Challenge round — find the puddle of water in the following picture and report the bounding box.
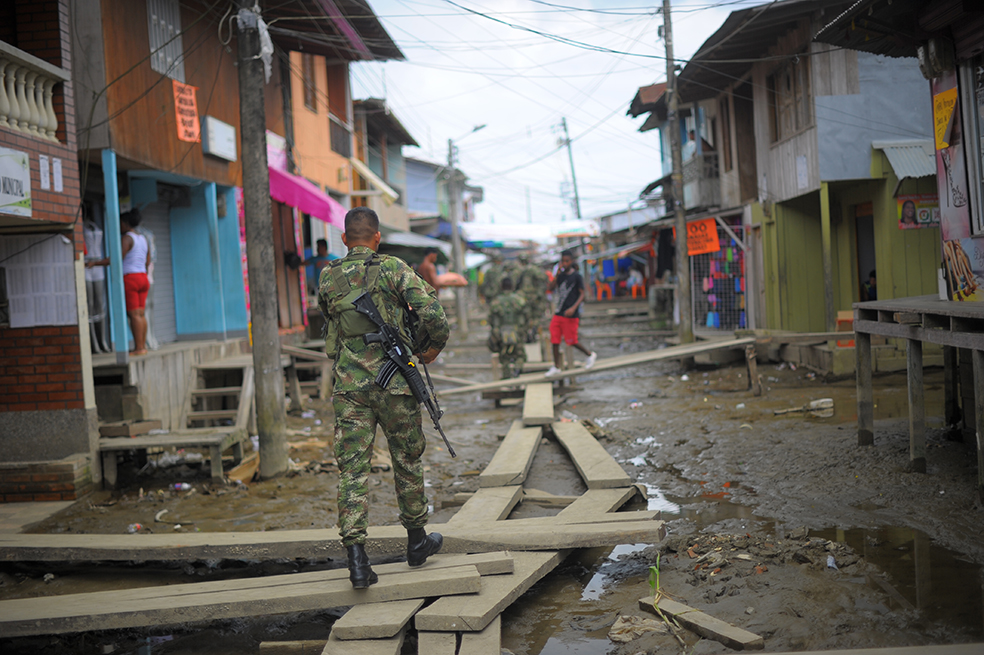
[811,525,983,639]
[580,543,649,601]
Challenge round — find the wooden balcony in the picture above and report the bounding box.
[682,152,720,210]
[0,41,70,143]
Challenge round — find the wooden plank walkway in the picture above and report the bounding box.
[551,421,632,489]
[446,486,523,524]
[639,596,763,650]
[441,337,756,395]
[522,383,554,426]
[479,420,542,487]
[323,628,405,655]
[0,565,483,637]
[331,599,424,640]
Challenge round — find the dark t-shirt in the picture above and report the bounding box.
[553,268,584,317]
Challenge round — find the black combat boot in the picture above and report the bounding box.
[407,527,443,567]
[346,544,378,589]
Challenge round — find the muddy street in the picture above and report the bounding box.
[2,328,983,654]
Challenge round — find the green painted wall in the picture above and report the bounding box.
[768,191,826,332]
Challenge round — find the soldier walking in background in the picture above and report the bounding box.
[488,277,530,378]
[318,207,449,589]
[515,253,549,342]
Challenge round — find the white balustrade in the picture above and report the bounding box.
[0,41,70,143]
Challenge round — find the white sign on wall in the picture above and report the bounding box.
[0,146,31,217]
[201,115,237,162]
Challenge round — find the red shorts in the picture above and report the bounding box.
[549,315,580,345]
[124,273,150,311]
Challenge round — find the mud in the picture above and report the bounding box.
[2,325,984,654]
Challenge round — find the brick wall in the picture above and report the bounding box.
[0,454,92,502]
[0,325,84,412]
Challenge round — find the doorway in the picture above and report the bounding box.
[855,202,876,301]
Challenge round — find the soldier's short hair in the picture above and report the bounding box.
[501,277,514,291]
[345,207,379,241]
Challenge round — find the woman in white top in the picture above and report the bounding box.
[87,209,151,354]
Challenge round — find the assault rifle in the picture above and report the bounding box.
[352,291,456,458]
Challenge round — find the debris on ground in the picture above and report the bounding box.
[608,614,668,642]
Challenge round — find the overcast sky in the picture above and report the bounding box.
[349,0,761,236]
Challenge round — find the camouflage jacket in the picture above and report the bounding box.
[318,246,449,395]
[516,264,548,307]
[489,291,529,344]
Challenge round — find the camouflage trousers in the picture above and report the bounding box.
[498,342,527,379]
[333,388,428,546]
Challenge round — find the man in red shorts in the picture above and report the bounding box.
[545,249,596,377]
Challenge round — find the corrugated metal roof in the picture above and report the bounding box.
[872,140,935,179]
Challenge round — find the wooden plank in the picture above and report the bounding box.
[551,421,631,489]
[286,359,304,413]
[98,429,245,452]
[0,521,665,562]
[416,630,456,654]
[524,343,543,362]
[459,614,501,654]
[894,312,922,325]
[522,383,554,426]
[236,366,255,429]
[907,339,926,473]
[324,628,405,655]
[98,420,162,437]
[427,372,476,386]
[856,330,874,446]
[415,551,567,632]
[0,566,482,637]
[227,452,259,484]
[448,486,523,524]
[451,489,579,508]
[479,420,542,488]
[854,319,984,350]
[555,488,639,520]
[944,346,959,426]
[187,410,238,420]
[259,640,326,654]
[441,338,756,396]
[331,599,424,640]
[190,386,243,397]
[638,596,764,650]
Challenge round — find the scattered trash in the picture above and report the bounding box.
[776,363,787,370]
[314,419,322,426]
[173,524,182,530]
[681,374,690,381]
[774,398,834,418]
[629,400,642,409]
[827,555,838,570]
[126,523,142,534]
[170,482,192,492]
[745,607,755,615]
[806,372,817,380]
[735,403,746,409]
[301,410,316,419]
[474,419,490,425]
[154,509,169,523]
[739,424,753,429]
[43,573,55,583]
[789,363,797,371]
[608,615,668,643]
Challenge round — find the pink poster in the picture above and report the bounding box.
[236,187,251,323]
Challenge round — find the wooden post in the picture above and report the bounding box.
[973,349,984,503]
[819,182,835,332]
[490,353,502,381]
[943,346,959,428]
[907,339,926,473]
[319,359,333,400]
[286,358,304,412]
[856,329,874,446]
[745,344,762,396]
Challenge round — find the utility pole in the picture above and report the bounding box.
[447,139,468,333]
[663,0,694,344]
[560,117,582,220]
[236,3,288,478]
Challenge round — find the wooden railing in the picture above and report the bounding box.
[0,41,70,143]
[682,152,721,209]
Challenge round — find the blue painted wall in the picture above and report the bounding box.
[816,53,932,181]
[169,185,247,337]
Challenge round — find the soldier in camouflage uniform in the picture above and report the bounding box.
[488,277,530,378]
[480,255,505,304]
[318,207,449,589]
[515,253,549,342]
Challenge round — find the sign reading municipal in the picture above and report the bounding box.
[0,147,31,218]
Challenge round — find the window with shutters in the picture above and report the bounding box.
[147,0,186,82]
[767,55,812,143]
[302,53,317,112]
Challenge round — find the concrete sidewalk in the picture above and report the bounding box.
[0,501,74,534]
